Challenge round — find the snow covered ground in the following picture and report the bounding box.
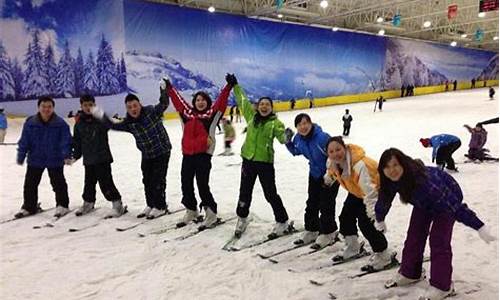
[0,88,498,300]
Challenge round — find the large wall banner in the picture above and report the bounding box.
[0,0,498,115]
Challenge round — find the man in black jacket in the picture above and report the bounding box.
[342,109,353,136]
[73,95,127,218]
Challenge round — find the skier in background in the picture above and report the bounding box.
[376,148,495,300]
[489,87,495,99]
[222,118,236,156]
[463,123,498,162]
[0,107,7,143]
[453,80,457,91]
[342,109,353,136]
[419,134,461,171]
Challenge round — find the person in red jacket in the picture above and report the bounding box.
[166,74,235,229]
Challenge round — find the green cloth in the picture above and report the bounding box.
[234,85,286,163]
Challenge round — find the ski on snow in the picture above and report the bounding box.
[165,216,238,242]
[115,207,184,232]
[137,214,203,237]
[1,203,55,225]
[32,208,76,229]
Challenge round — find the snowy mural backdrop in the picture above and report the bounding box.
[0,0,498,115]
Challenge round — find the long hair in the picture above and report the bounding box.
[325,136,346,152]
[378,148,427,204]
[191,91,212,111]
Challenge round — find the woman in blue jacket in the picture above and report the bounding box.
[16,96,73,218]
[286,113,340,249]
[375,148,495,300]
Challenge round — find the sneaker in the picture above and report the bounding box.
[419,283,455,300]
[176,209,200,227]
[367,248,394,270]
[311,231,338,249]
[385,270,426,288]
[75,201,95,216]
[200,207,218,228]
[268,221,290,239]
[294,231,318,245]
[342,235,361,259]
[234,217,250,238]
[146,208,166,219]
[14,208,31,219]
[54,206,70,218]
[105,200,127,218]
[137,206,152,218]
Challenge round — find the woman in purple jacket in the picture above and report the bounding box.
[374,148,495,300]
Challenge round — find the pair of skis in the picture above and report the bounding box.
[167,216,238,242]
[0,203,55,225]
[115,207,185,232]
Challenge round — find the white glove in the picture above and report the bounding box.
[374,221,387,233]
[323,173,335,187]
[91,106,104,120]
[64,158,75,166]
[478,225,496,244]
[160,76,169,90]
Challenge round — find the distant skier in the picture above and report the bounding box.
[342,109,353,136]
[290,98,296,110]
[166,74,233,229]
[489,87,495,99]
[471,78,476,88]
[376,148,495,300]
[0,107,7,143]
[453,80,457,91]
[401,84,406,98]
[72,95,127,218]
[419,134,461,171]
[232,80,293,239]
[286,113,340,249]
[15,96,73,218]
[374,96,385,112]
[463,123,498,162]
[324,136,394,270]
[444,80,449,91]
[92,83,172,219]
[222,118,236,156]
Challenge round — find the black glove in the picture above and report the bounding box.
[285,127,294,143]
[225,73,238,87]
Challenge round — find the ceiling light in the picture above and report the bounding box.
[376,16,384,23]
[461,34,467,38]
[277,13,283,18]
[450,41,457,47]
[332,27,339,31]
[423,21,431,28]
[478,12,486,18]
[320,0,328,8]
[208,6,215,13]
[378,29,385,36]
[493,36,499,40]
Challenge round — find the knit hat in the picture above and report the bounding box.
[419,138,431,147]
[258,96,273,107]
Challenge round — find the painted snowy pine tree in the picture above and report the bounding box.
[22,31,49,99]
[96,35,119,95]
[55,40,75,97]
[10,58,23,100]
[118,53,127,92]
[83,51,98,94]
[0,41,15,100]
[43,43,58,94]
[74,48,85,96]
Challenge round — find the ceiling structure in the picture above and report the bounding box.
[147,0,499,52]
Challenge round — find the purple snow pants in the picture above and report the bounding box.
[399,206,455,291]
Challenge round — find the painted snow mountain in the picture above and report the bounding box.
[125,50,221,107]
[381,40,448,90]
[478,53,499,80]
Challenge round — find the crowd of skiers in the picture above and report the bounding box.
[11,73,498,300]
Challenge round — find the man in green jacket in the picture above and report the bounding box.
[232,76,294,239]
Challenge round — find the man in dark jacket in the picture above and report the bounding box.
[342,109,353,136]
[93,82,171,219]
[73,95,127,218]
[16,96,72,218]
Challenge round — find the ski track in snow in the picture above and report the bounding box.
[0,88,498,299]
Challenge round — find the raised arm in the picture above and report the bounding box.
[166,78,190,114]
[211,74,237,113]
[233,84,255,123]
[155,78,170,116]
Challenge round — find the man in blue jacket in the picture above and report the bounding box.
[286,113,340,249]
[16,96,73,218]
[420,134,461,171]
[0,107,7,143]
